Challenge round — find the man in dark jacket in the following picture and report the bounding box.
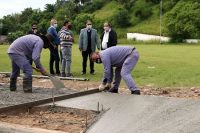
[100,22,117,50]
[47,19,61,75]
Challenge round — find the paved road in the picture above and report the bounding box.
[51,92,200,133]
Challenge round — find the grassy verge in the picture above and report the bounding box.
[1,43,200,87]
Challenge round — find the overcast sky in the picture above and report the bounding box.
[0,0,56,18]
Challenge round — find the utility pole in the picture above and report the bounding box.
[160,0,163,44]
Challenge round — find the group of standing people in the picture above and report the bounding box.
[8,18,140,95]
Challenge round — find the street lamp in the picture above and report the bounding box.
[0,22,3,41]
[160,0,163,44]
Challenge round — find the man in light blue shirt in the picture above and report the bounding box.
[8,34,49,93]
[47,19,61,75]
[91,46,140,95]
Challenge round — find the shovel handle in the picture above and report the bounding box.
[32,66,50,76]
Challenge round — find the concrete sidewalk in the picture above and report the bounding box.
[49,92,200,133]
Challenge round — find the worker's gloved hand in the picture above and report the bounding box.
[98,83,106,91]
[105,83,111,90]
[40,69,48,76]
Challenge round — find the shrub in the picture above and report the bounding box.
[165,1,200,42]
[73,14,93,33]
[135,6,152,20]
[82,0,104,13]
[7,31,24,43]
[111,8,130,28]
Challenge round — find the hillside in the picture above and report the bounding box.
[1,0,200,41]
[90,0,171,38]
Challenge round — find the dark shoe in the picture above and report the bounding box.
[109,88,118,93]
[131,90,140,95]
[90,72,95,75]
[23,78,32,93]
[61,73,66,77]
[66,73,73,77]
[81,72,86,75]
[10,78,17,91]
[56,73,61,76]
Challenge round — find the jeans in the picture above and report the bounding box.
[61,46,72,75]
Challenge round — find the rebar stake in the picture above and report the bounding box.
[85,111,88,128]
[97,102,100,113]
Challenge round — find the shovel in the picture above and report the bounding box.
[32,66,65,105]
[32,66,65,89]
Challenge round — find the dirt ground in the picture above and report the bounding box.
[0,75,199,132]
[0,106,97,133]
[0,75,200,99]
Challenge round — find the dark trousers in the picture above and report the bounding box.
[82,50,94,73]
[50,47,60,74]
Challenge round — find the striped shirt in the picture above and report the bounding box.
[99,46,135,83]
[59,28,73,46]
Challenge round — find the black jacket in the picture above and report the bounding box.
[100,29,117,50]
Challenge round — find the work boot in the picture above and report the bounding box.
[131,90,140,95]
[10,78,17,91]
[109,88,118,93]
[23,78,32,93]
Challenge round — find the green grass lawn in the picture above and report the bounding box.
[1,44,200,87]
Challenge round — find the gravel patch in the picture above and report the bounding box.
[0,85,78,108]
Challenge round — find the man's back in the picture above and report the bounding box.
[100,46,135,67]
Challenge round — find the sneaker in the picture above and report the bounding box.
[131,90,140,95]
[109,88,118,93]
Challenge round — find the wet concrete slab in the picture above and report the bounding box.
[49,92,200,133]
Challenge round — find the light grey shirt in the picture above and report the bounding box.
[99,46,135,83]
[8,34,44,70]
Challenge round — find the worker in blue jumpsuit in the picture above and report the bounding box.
[7,34,50,93]
[91,46,140,95]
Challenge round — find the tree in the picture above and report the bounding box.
[165,1,200,42]
[111,8,130,28]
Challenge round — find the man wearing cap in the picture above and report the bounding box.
[91,46,140,95]
[7,34,50,93]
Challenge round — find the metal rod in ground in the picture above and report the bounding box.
[97,102,100,113]
[101,104,104,111]
[85,112,88,128]
[52,87,55,106]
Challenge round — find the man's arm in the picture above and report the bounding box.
[79,29,83,51]
[95,30,100,50]
[32,40,44,71]
[102,57,112,83]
